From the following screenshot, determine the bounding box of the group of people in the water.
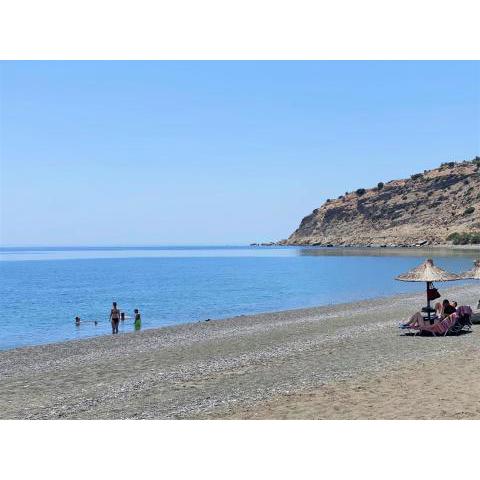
[75,301,142,334]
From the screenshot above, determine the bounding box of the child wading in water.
[134,309,141,331]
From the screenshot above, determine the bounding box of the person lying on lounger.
[400,312,432,329]
[399,297,459,329]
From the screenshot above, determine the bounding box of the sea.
[0,245,478,350]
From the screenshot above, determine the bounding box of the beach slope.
[1,285,479,419]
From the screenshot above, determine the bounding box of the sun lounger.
[402,313,461,336]
[401,305,474,336]
[470,312,480,324]
[456,305,473,329]
[424,315,457,336]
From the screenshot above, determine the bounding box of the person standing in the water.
[134,309,141,331]
[110,302,120,334]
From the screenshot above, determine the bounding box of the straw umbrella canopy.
[460,259,480,279]
[395,258,461,322]
[460,260,480,311]
[395,258,461,283]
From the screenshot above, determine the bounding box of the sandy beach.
[1,284,479,420]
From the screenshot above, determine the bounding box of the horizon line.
[0,243,264,249]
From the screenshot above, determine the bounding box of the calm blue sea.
[0,246,478,350]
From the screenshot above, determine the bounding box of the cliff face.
[284,159,480,247]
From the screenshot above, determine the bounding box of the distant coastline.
[251,242,480,251]
[3,242,480,252]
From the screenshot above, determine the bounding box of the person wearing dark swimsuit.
[110,302,120,334]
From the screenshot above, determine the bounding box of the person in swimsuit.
[75,316,81,326]
[110,302,120,334]
[442,299,456,316]
[134,309,141,331]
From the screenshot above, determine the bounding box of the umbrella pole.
[426,281,432,324]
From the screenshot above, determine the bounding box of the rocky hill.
[282,158,480,247]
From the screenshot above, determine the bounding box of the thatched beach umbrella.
[460,259,480,309]
[460,259,480,280]
[395,259,461,323]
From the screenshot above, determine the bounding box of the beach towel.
[429,314,457,335]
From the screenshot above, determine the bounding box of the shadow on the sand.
[401,330,473,337]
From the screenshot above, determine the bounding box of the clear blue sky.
[0,61,479,246]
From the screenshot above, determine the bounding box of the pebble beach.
[1,284,479,420]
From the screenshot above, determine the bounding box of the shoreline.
[3,243,479,353]
[1,284,479,419]
[272,243,480,250]
[0,287,439,354]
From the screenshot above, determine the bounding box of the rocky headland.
[281,158,480,247]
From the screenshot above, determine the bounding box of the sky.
[0,61,479,246]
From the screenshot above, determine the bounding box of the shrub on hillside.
[356,188,366,196]
[441,161,456,168]
[447,231,480,245]
[471,233,480,243]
